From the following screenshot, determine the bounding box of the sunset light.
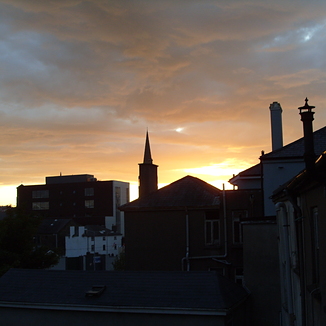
[1,1,326,206]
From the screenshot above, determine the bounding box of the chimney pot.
[298,98,316,171]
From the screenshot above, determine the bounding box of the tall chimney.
[298,98,316,172]
[269,102,283,151]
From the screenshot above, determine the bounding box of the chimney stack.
[269,102,283,151]
[298,98,316,172]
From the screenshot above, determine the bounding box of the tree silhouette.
[0,208,59,276]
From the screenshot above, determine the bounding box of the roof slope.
[273,151,326,199]
[230,126,326,182]
[120,175,221,210]
[0,269,248,313]
[229,163,261,181]
[262,126,326,159]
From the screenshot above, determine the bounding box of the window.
[91,244,95,252]
[85,200,94,208]
[235,268,244,286]
[32,190,49,198]
[32,202,49,210]
[103,245,106,251]
[232,210,248,244]
[85,188,94,196]
[205,220,220,245]
[102,236,106,241]
[205,211,220,246]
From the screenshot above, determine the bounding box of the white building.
[66,225,122,258]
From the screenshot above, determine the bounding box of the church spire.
[138,131,158,198]
[143,130,153,164]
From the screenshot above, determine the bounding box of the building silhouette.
[138,131,158,198]
[17,174,129,233]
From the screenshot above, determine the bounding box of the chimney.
[298,98,316,172]
[269,102,283,151]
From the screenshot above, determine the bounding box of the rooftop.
[261,126,326,159]
[0,269,248,313]
[120,175,221,211]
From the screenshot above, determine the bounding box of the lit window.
[85,200,94,208]
[32,202,49,210]
[85,188,94,196]
[32,190,49,198]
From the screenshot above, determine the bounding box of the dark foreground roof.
[0,269,248,314]
[120,175,221,210]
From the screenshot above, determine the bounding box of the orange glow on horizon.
[1,2,326,207]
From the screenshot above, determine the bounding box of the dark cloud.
[1,0,326,204]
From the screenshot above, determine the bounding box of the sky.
[1,0,326,206]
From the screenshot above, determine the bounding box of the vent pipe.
[269,102,283,151]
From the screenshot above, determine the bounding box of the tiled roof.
[0,269,248,312]
[262,126,326,159]
[120,176,221,210]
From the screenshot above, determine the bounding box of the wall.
[262,159,304,216]
[243,221,281,326]
[298,185,326,326]
[124,208,225,271]
[65,226,122,258]
[112,180,129,234]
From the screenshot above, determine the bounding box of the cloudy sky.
[1,0,326,205]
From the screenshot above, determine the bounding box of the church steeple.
[143,131,153,164]
[138,131,158,198]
